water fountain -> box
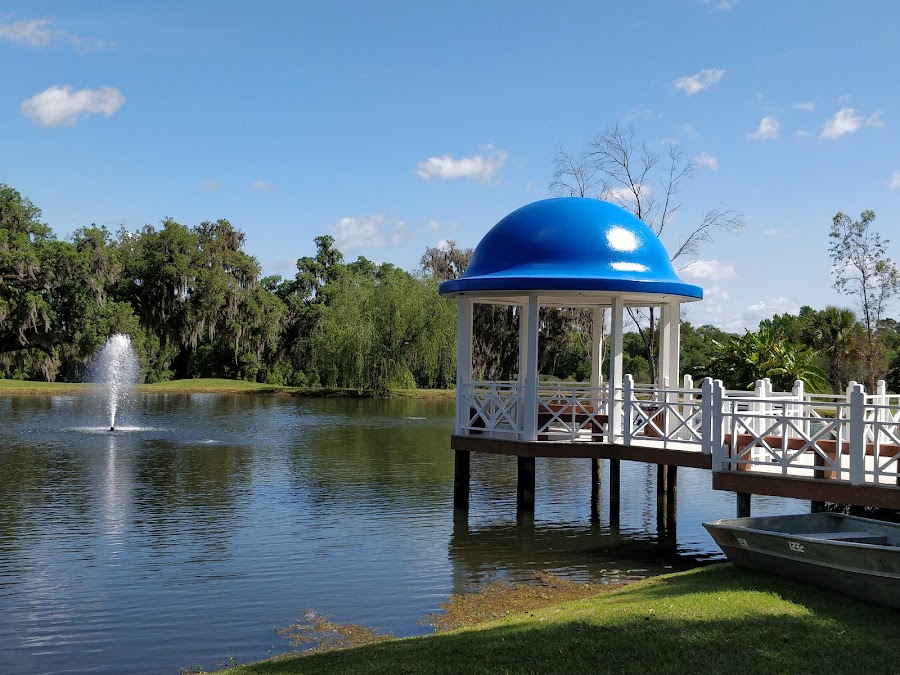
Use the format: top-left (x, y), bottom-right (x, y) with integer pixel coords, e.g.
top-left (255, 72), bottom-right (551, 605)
top-left (87, 334), bottom-right (140, 431)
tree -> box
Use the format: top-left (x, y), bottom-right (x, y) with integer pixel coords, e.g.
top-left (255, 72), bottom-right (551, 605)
top-left (551, 123), bottom-right (744, 383)
top-left (707, 325), bottom-right (827, 393)
top-left (829, 210), bottom-right (900, 391)
top-left (801, 306), bottom-right (861, 394)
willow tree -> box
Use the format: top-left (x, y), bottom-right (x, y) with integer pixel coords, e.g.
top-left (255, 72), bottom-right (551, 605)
top-left (0, 185), bottom-right (57, 372)
top-left (551, 123), bottom-right (744, 383)
top-left (829, 210), bottom-right (900, 391)
top-left (312, 262), bottom-right (457, 393)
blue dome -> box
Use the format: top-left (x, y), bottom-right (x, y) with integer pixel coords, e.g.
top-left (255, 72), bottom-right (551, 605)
top-left (439, 198), bottom-right (702, 301)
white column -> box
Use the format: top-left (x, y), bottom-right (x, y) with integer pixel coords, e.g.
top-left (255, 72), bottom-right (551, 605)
top-left (667, 302), bottom-right (681, 391)
top-left (590, 306), bottom-right (604, 407)
top-left (455, 297), bottom-right (473, 434)
top-left (663, 302), bottom-right (681, 437)
top-left (517, 300), bottom-right (529, 439)
top-left (658, 303), bottom-right (672, 390)
top-left (608, 297), bottom-right (625, 443)
top-left (521, 295), bottom-right (540, 441)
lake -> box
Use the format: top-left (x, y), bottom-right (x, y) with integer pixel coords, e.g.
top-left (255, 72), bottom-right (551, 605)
top-left (0, 394), bottom-right (805, 674)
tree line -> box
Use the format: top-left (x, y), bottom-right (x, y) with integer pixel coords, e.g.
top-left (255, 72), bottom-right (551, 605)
top-left (2, 175), bottom-right (897, 394)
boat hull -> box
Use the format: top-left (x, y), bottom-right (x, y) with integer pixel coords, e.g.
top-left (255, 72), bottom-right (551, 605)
top-left (703, 513), bottom-right (900, 609)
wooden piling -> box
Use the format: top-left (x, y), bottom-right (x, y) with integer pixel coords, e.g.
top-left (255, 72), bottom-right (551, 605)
top-left (590, 457), bottom-right (602, 519)
top-left (737, 492), bottom-right (751, 518)
top-left (609, 458), bottom-right (621, 529)
top-left (453, 449), bottom-right (470, 509)
top-left (517, 456), bottom-right (536, 511)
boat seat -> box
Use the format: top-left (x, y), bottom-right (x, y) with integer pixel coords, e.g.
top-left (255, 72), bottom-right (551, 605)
top-left (803, 531), bottom-right (887, 545)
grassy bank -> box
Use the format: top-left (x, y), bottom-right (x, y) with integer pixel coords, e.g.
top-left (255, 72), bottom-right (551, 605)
top-left (224, 564), bottom-right (899, 675)
top-left (0, 378), bottom-right (455, 399)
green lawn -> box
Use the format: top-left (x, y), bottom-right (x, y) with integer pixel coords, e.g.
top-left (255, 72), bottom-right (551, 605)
top-left (0, 378), bottom-right (455, 398)
top-left (223, 564), bottom-right (899, 675)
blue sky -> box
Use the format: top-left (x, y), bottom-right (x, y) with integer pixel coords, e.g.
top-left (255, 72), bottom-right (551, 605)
top-left (2, 0), bottom-right (899, 331)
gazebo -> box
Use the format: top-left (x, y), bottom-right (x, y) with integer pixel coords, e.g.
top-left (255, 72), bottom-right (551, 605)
top-left (438, 197), bottom-right (900, 517)
top-left (439, 197), bottom-right (703, 511)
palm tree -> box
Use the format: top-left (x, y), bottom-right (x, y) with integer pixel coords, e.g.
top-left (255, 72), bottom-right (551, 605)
top-left (802, 306), bottom-right (861, 394)
top-left (707, 325), bottom-right (828, 393)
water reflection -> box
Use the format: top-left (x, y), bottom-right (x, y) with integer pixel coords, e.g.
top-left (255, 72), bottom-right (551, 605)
top-left (0, 394), bottom-right (806, 675)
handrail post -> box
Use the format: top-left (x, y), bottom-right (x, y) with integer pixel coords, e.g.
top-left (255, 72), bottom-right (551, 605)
top-left (623, 375), bottom-right (633, 445)
top-left (711, 379), bottom-right (725, 470)
top-left (700, 377), bottom-right (713, 455)
top-left (682, 374), bottom-right (694, 441)
top-left (849, 383), bottom-right (865, 485)
top-left (792, 380), bottom-right (806, 438)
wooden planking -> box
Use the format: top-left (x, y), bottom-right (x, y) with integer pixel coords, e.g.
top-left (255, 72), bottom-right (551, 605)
top-left (713, 471), bottom-right (900, 510)
top-left (449, 434), bottom-right (712, 469)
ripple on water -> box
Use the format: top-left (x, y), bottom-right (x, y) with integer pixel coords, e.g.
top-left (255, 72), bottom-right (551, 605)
top-left (0, 395), bottom-right (807, 675)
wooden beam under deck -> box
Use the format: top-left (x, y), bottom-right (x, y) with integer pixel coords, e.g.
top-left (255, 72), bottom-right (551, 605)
top-left (449, 434), bottom-right (712, 469)
top-left (713, 471), bottom-right (900, 510)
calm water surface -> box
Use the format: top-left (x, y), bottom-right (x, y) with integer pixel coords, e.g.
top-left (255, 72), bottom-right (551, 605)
top-left (0, 394), bottom-right (805, 674)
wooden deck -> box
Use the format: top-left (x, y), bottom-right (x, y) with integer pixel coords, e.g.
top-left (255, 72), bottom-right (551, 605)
top-left (454, 377), bottom-right (900, 514)
top-left (451, 434), bottom-right (711, 469)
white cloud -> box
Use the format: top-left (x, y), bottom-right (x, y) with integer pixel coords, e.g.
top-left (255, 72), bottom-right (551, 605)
top-left (200, 179), bottom-right (220, 192)
top-left (740, 296), bottom-right (798, 329)
top-left (761, 227), bottom-right (782, 238)
top-left (679, 259), bottom-right (736, 283)
top-left (674, 68), bottom-right (725, 95)
top-left (793, 101), bottom-right (815, 112)
top-left (415, 146), bottom-right (507, 181)
top-left (890, 171), bottom-right (900, 190)
top-left (683, 286), bottom-right (730, 327)
top-left (793, 129), bottom-right (809, 139)
top-left (623, 107), bottom-right (653, 122)
top-left (819, 107), bottom-right (882, 139)
top-left (251, 180), bottom-right (274, 192)
top-left (695, 152), bottom-right (718, 171)
top-left (820, 107), bottom-right (862, 139)
top-left (20, 85), bottom-right (125, 127)
top-left (714, 0), bottom-right (737, 8)
top-left (0, 17), bottom-right (112, 50)
top-left (865, 111), bottom-right (885, 128)
top-left (332, 215), bottom-right (407, 251)
top-left (602, 184), bottom-right (652, 209)
top-left (749, 115), bottom-right (779, 140)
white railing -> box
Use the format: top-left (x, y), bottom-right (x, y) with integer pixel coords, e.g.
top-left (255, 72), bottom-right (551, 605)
top-left (460, 381), bottom-right (522, 438)
top-left (456, 375), bottom-right (900, 489)
top-left (536, 383), bottom-right (608, 441)
top-left (623, 375), bottom-right (706, 451)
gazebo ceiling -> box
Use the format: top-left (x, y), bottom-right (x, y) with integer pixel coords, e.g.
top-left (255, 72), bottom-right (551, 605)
top-left (439, 198), bottom-right (703, 303)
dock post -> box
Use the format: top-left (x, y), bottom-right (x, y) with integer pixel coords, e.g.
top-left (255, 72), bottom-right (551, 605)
top-left (454, 449), bottom-right (470, 509)
top-left (517, 456), bottom-right (536, 511)
top-left (609, 458), bottom-right (621, 529)
top-left (666, 465), bottom-right (678, 504)
top-left (810, 501), bottom-right (825, 513)
top-left (736, 492), bottom-right (751, 518)
top-left (590, 458), bottom-right (602, 520)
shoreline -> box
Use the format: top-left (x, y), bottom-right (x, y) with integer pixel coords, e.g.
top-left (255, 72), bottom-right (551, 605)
top-left (219, 564), bottom-right (900, 674)
top-left (0, 378), bottom-right (456, 399)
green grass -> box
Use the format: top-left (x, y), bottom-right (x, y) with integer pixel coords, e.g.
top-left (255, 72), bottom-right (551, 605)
top-left (223, 565), bottom-right (900, 675)
top-left (0, 378), bottom-right (455, 398)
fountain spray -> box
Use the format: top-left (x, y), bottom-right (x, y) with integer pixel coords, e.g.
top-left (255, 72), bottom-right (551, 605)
top-left (89, 334), bottom-right (139, 431)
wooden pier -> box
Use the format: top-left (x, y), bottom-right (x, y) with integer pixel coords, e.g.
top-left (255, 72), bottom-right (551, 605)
top-left (451, 377), bottom-right (900, 518)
